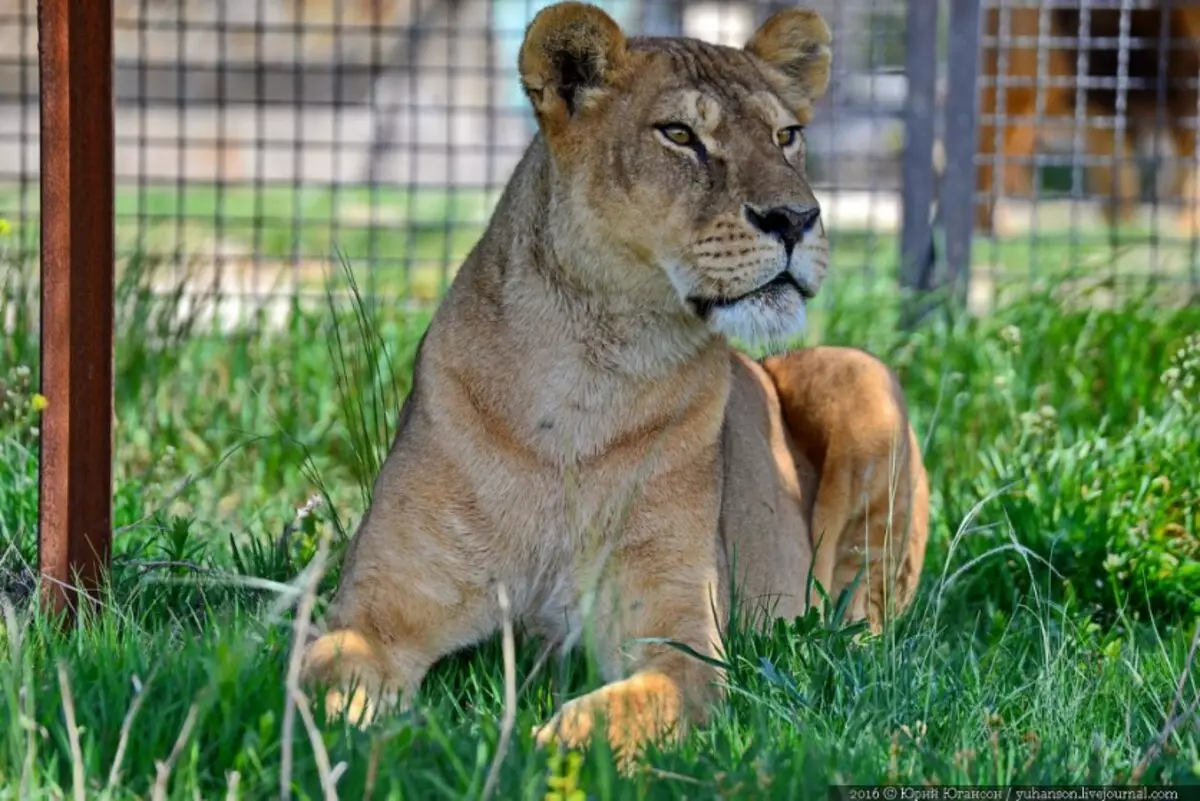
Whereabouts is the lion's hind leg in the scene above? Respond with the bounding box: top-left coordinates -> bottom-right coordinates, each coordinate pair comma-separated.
762,347 -> 929,633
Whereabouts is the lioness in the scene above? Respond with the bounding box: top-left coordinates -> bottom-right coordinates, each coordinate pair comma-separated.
301,1 -> 929,758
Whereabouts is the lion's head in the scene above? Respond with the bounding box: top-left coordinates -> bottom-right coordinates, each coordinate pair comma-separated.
518,1 -> 832,346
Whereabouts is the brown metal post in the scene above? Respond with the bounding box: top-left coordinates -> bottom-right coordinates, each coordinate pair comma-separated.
37,0 -> 115,621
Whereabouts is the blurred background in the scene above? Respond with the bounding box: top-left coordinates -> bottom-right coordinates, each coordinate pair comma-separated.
1,0 -> 1198,325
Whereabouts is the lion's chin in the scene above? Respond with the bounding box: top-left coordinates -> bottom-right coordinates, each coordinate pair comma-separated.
704,288 -> 808,350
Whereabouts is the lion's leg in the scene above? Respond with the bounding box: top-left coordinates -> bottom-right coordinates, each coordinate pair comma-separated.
761,347 -> 929,633
975,77 -> 1002,234
1166,12 -> 1200,235
1168,119 -> 1200,237
300,496 -> 500,726
976,90 -> 1044,236
976,5 -> 1061,235
533,456 -> 725,763
1086,119 -> 1141,227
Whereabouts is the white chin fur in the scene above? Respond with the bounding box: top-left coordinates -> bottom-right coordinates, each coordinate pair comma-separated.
706,295 -> 808,349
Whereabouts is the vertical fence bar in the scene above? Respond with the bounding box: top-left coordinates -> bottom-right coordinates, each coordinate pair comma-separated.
940,0 -> 982,304
37,0 -> 116,620
899,0 -> 939,322
641,0 -> 683,37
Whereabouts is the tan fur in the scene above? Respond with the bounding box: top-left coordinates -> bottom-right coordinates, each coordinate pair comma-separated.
300,2 -> 929,763
976,3 -> 1200,234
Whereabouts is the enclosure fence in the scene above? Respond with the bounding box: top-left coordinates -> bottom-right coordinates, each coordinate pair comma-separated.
6,1 -> 1200,325
4,0 -> 1195,331
9,0 -> 1200,614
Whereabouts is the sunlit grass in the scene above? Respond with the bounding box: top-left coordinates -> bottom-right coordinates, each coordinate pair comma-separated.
0,223 -> 1198,797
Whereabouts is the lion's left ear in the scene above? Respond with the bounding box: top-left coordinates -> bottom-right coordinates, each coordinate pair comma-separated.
519,2 -> 632,134
744,9 -> 832,120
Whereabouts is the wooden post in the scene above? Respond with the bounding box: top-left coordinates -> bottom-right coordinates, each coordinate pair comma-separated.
37,0 -> 115,621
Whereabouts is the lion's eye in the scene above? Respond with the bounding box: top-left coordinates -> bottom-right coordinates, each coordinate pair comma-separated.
776,126 -> 804,148
657,123 -> 697,147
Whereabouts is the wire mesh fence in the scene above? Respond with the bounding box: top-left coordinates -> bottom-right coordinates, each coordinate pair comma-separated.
974,0 -> 1200,311
1,0 -> 1198,331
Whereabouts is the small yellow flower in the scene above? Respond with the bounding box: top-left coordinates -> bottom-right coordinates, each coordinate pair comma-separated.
544,750 -> 585,801
31,393 -> 48,412
0,218 -> 10,237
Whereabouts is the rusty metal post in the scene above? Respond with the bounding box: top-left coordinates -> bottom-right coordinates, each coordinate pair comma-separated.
37,0 -> 115,621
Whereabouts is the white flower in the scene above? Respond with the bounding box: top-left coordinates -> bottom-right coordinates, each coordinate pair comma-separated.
296,493 -> 325,520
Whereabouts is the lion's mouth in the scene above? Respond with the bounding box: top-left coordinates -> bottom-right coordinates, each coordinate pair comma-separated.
687,270 -> 814,318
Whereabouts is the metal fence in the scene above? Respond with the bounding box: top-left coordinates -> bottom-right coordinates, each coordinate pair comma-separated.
969,0 -> 1200,313
2,0 -> 1198,326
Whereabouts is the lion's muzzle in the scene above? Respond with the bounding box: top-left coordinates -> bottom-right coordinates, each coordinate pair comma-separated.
743,203 -> 821,257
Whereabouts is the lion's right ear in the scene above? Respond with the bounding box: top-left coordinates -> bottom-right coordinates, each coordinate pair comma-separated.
744,9 -> 832,122
518,2 -> 631,133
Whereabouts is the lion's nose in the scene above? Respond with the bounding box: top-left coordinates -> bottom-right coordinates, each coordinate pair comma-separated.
744,204 -> 821,253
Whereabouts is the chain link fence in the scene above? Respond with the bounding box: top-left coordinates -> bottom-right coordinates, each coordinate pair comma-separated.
1,0 -> 1197,329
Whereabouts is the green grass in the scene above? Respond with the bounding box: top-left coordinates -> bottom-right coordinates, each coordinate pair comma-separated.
1,223 -> 1199,798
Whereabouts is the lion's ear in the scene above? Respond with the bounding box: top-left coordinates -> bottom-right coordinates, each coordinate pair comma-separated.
518,2 -> 631,131
744,9 -> 832,119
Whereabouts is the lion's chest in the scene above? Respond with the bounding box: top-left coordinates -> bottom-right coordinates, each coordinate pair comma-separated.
487,457 -> 673,650
517,568 -> 587,651
518,359 -> 654,462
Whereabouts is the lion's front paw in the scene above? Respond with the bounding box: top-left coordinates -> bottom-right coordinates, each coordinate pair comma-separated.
301,629 -> 397,727
533,696 -> 600,751
321,685 -> 389,727
532,673 -> 685,764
